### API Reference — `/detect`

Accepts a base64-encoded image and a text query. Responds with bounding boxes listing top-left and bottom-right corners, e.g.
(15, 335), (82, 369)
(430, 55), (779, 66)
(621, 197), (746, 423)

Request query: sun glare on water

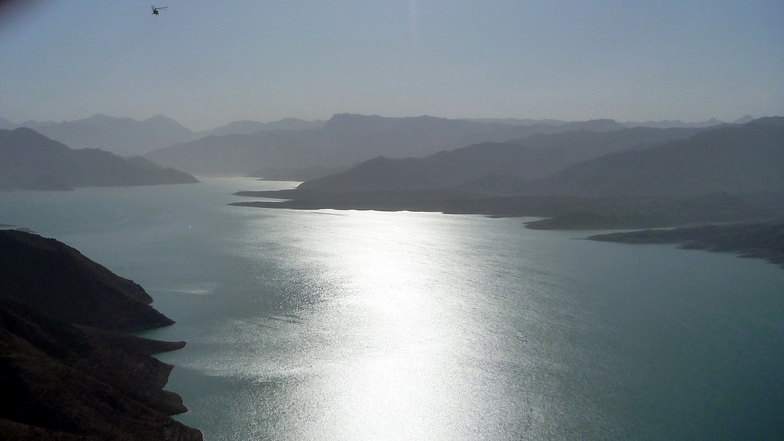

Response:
(213, 210), (556, 440)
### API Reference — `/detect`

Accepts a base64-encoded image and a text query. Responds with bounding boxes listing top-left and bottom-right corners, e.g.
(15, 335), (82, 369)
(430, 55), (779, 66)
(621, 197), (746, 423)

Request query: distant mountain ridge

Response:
(145, 114), (636, 175)
(622, 117), (729, 129)
(2, 112), (731, 173)
(234, 117), (784, 230)
(294, 118), (784, 198)
(297, 126), (703, 193)
(16, 114), (195, 157)
(524, 119), (784, 197)
(196, 118), (325, 137)
(462, 116), (730, 129)
(6, 114), (326, 157)
(0, 127), (199, 190)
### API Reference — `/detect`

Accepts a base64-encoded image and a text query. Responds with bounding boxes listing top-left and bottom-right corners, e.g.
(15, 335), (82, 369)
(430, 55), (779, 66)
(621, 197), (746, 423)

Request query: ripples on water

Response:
(2, 177), (783, 441)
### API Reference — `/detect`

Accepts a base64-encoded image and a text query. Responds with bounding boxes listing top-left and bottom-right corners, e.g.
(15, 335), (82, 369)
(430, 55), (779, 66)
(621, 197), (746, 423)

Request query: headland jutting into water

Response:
(0, 229), (203, 440)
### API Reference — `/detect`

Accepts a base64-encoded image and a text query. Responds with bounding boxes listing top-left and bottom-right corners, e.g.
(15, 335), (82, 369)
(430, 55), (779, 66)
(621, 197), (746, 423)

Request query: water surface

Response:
(2, 177), (782, 440)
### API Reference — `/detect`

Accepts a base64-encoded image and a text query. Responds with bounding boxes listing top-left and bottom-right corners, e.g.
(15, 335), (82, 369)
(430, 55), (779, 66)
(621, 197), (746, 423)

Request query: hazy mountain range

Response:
(522, 118), (784, 197)
(298, 118), (784, 197)
(275, 117), (784, 196)
(467, 116), (741, 129)
(297, 126), (704, 192)
(1, 114), (326, 157)
(201, 118), (326, 137)
(5, 114), (194, 157)
(1, 113), (737, 175)
(233, 117), (784, 229)
(0, 128), (198, 190)
(145, 115), (651, 175)
(3, 111), (777, 230)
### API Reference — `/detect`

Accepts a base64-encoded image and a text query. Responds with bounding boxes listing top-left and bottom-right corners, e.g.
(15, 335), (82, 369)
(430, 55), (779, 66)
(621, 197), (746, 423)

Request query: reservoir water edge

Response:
(1, 177), (782, 441)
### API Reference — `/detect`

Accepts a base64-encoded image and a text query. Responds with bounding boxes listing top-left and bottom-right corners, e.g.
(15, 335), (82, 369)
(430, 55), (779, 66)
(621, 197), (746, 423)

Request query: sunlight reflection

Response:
(194, 209), (563, 440)
(267, 210), (518, 439)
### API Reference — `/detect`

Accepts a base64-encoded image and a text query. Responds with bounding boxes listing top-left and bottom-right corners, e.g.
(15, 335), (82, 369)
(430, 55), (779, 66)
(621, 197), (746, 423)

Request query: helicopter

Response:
(151, 5), (167, 15)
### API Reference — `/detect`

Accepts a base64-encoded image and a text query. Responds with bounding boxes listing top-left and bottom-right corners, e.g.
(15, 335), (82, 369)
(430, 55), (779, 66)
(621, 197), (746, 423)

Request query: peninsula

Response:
(586, 221), (784, 270)
(0, 229), (202, 440)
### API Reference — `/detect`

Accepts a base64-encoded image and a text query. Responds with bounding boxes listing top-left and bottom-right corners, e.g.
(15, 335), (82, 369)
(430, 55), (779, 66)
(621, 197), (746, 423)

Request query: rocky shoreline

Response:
(586, 221), (784, 270)
(232, 190), (784, 271)
(231, 189), (784, 230)
(0, 229), (202, 440)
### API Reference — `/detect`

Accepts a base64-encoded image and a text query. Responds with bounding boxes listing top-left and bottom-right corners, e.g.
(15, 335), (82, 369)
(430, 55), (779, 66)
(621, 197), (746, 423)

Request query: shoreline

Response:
(586, 221), (784, 270)
(0, 230), (202, 440)
(232, 189), (784, 270)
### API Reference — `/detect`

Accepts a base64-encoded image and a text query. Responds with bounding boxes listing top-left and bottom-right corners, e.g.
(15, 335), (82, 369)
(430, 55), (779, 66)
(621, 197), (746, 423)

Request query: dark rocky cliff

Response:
(0, 230), (202, 440)
(0, 230), (174, 333)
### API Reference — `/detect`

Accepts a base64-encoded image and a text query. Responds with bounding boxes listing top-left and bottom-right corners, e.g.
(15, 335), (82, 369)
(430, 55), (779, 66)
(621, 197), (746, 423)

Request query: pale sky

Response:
(1, 0), (782, 131)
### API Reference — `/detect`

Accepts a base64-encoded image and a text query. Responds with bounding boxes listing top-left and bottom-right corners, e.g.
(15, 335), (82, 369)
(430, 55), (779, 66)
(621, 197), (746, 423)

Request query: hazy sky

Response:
(1, 1), (782, 130)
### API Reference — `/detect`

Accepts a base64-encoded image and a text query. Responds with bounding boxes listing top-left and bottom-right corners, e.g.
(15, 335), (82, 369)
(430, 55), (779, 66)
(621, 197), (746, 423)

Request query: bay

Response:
(1, 177), (783, 441)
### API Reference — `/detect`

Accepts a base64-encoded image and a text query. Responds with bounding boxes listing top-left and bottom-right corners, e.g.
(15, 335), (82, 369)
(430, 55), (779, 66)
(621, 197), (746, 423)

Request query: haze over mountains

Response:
(3, 111), (779, 230)
(297, 126), (704, 193)
(0, 114), (326, 157)
(146, 115), (634, 175)
(0, 128), (198, 190)
(523, 118), (784, 197)
(299, 117), (784, 197)
(233, 117), (784, 230)
(1, 112), (739, 177)
(3, 115), (193, 157)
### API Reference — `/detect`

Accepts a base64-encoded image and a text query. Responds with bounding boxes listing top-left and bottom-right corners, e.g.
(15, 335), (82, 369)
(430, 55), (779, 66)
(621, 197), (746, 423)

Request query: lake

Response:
(1, 177), (783, 441)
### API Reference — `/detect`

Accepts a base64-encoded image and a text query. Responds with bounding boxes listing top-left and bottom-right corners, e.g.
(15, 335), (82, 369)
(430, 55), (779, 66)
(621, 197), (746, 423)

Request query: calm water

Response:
(1, 177), (783, 441)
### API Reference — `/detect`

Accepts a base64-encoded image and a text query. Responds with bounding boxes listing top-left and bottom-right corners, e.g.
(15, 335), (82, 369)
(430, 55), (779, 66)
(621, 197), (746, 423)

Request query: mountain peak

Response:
(734, 115), (755, 124)
(82, 114), (128, 123)
(747, 116), (784, 126)
(564, 119), (625, 132)
(144, 114), (177, 123)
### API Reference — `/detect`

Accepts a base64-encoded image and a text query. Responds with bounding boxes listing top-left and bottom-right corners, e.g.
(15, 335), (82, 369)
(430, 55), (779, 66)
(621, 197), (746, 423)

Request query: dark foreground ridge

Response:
(0, 229), (174, 333)
(586, 221), (784, 270)
(0, 229), (202, 440)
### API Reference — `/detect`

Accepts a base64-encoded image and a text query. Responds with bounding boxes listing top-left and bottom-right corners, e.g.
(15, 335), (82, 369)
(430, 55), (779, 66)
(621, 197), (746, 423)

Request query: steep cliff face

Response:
(0, 293), (202, 441)
(0, 230), (202, 440)
(0, 230), (174, 333)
